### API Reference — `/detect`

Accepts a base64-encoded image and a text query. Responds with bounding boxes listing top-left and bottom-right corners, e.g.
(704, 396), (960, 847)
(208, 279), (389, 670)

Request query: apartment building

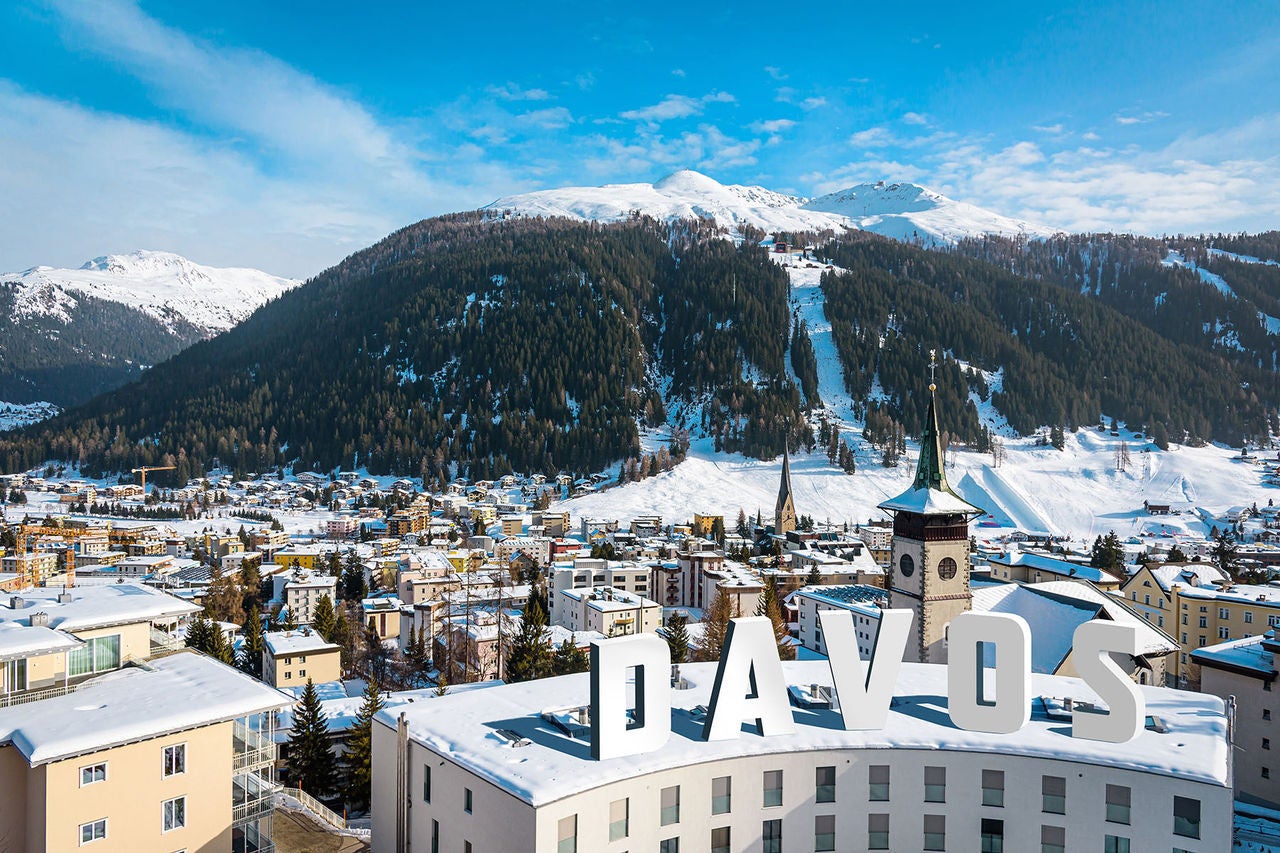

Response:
(0, 651), (289, 852)
(556, 587), (662, 637)
(548, 560), (652, 625)
(1122, 564), (1280, 687)
(1192, 631), (1278, 808)
(371, 660), (1232, 852)
(263, 629), (342, 690)
(273, 571), (338, 625)
(792, 584), (887, 657)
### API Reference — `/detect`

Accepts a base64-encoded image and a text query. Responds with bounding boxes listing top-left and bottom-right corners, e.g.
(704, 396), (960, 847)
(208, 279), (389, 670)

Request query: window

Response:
(422, 764), (431, 802)
(711, 775), (731, 814)
(816, 765), (836, 802)
(299, 669), (307, 677)
(69, 634), (121, 676)
(80, 763), (107, 786)
(1219, 626), (1230, 639)
(923, 814), (945, 851)
(815, 814), (836, 852)
(1199, 636), (1207, 647)
(162, 797), (186, 833)
(1199, 616), (1208, 628)
(430, 819), (439, 853)
(1040, 825), (1065, 853)
(162, 744), (186, 777)
(659, 839), (679, 853)
(660, 785), (680, 825)
(464, 788), (473, 814)
(1270, 615), (1280, 627)
(1219, 607), (1230, 619)
(1265, 738), (1271, 750)
(1264, 767), (1271, 779)
(1173, 796), (1201, 839)
(556, 815), (576, 853)
(1103, 835), (1130, 853)
(1245, 611), (1254, 623)
(937, 557), (957, 580)
(924, 766), (946, 802)
(1144, 595), (1150, 605)
(763, 818), (782, 853)
(1105, 784), (1130, 824)
(982, 769), (1004, 807)
(608, 798), (628, 841)
(1042, 775), (1066, 814)
(763, 770), (783, 807)
(868, 764), (889, 801)
(710, 826), (730, 853)
(868, 814), (889, 850)
(5, 658), (26, 692)
(981, 818), (1004, 853)
(899, 554), (915, 577)
(80, 819), (107, 844)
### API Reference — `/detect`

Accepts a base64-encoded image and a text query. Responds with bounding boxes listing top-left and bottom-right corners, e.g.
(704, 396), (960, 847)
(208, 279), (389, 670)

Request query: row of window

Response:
(78, 796), (186, 844)
(79, 743), (186, 787)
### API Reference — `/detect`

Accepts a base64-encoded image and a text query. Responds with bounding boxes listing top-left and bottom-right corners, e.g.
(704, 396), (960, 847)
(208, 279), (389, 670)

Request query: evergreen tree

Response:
(1165, 545), (1189, 564)
(204, 565), (244, 625)
(663, 612), (689, 664)
(552, 639), (590, 675)
(506, 600), (553, 683)
(696, 587), (734, 662)
(364, 618), (390, 684)
(184, 612), (214, 653)
(1090, 531), (1126, 573)
(239, 556), (263, 614)
(1212, 530), (1239, 576)
(341, 679), (386, 812)
(312, 594), (338, 643)
(735, 508), (748, 537)
(755, 576), (794, 660)
(341, 551), (367, 602)
(288, 680), (335, 797)
(806, 561), (822, 586)
(239, 607), (265, 679)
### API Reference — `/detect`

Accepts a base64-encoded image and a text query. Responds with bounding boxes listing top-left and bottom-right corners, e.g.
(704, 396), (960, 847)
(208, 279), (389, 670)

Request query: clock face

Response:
(899, 554), (915, 578)
(938, 557), (958, 580)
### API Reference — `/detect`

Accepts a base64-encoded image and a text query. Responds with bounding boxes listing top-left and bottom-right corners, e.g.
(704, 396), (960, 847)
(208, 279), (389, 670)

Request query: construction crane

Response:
(130, 465), (176, 494)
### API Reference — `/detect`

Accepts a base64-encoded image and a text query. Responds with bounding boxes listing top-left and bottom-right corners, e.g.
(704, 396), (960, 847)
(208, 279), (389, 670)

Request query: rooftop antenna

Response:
(928, 348), (938, 394)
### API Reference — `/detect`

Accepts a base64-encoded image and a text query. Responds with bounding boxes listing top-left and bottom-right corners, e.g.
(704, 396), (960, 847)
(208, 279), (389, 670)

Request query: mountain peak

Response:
(487, 172), (1055, 243)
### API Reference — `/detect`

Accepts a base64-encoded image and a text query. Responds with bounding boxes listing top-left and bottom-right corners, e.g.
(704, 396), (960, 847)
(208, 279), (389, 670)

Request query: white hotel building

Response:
(371, 660), (1231, 852)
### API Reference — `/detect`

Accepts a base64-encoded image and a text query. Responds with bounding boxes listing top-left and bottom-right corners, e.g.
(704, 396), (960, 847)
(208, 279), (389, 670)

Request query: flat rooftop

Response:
(0, 651), (292, 765)
(378, 660), (1229, 808)
(0, 582), (200, 632)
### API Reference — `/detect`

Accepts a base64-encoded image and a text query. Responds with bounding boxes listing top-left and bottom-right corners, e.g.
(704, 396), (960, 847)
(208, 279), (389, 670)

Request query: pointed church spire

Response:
(776, 445), (796, 536)
(912, 365), (951, 493)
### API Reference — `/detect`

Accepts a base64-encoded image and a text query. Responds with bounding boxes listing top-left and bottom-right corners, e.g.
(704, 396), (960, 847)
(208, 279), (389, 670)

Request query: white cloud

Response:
(619, 91), (735, 123)
(486, 83), (552, 101)
(902, 112), (929, 126)
(1032, 124), (1065, 134)
(752, 119), (796, 134)
(800, 97), (827, 111)
(671, 68), (686, 77)
(848, 127), (897, 148)
(764, 66), (788, 80)
(1082, 131), (1102, 141)
(1114, 110), (1170, 125)
(516, 107), (574, 129)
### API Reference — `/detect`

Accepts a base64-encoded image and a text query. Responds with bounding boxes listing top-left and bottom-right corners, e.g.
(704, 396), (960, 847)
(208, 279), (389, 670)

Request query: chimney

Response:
(29, 611), (49, 628)
(9, 595), (25, 609)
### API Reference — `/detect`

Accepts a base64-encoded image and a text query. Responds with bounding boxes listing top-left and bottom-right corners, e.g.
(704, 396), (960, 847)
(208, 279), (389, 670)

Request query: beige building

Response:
(1121, 563), (1280, 688)
(549, 560), (653, 624)
(263, 629), (342, 689)
(363, 596), (404, 641)
(0, 651), (289, 853)
(1193, 631), (1278, 807)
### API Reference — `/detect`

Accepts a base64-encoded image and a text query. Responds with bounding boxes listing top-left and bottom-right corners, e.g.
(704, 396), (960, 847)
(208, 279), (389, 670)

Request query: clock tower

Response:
(878, 354), (983, 664)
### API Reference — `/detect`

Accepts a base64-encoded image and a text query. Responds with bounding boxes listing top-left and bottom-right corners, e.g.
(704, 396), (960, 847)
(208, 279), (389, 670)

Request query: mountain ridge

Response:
(484, 169), (1056, 244)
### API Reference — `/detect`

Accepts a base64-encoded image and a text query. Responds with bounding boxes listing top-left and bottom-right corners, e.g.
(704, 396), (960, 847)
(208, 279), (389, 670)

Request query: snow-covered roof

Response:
(792, 584), (888, 615)
(1191, 634), (1278, 678)
(0, 651), (292, 765)
(0, 620), (84, 662)
(0, 583), (199, 632)
(878, 485), (982, 516)
(1148, 563), (1228, 591)
(264, 629), (339, 657)
(378, 660), (1227, 808)
(971, 583), (1098, 673)
(1030, 580), (1179, 657)
(1174, 582), (1280, 606)
(991, 550), (1120, 585)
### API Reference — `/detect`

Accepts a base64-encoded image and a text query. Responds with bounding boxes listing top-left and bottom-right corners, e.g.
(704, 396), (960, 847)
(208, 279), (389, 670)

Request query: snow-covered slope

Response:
(484, 170), (1055, 244)
(803, 181), (1055, 243)
(2, 250), (299, 335)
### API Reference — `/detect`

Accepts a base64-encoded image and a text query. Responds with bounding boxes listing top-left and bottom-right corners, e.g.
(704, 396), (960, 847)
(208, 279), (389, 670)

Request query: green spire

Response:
(912, 388), (951, 493)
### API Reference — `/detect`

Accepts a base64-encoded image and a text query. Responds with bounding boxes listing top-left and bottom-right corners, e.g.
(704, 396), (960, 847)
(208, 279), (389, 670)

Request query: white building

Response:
(792, 584), (887, 658)
(548, 560), (653, 624)
(371, 660), (1232, 852)
(555, 587), (662, 637)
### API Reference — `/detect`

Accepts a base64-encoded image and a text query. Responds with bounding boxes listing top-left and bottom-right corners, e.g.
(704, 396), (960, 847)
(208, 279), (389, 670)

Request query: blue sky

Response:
(2, 0), (1278, 277)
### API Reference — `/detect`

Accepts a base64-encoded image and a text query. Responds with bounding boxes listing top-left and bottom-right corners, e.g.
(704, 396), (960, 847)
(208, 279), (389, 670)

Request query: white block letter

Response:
(947, 612), (1032, 734)
(702, 617), (796, 741)
(1072, 621), (1145, 743)
(590, 634), (671, 760)
(821, 608), (912, 729)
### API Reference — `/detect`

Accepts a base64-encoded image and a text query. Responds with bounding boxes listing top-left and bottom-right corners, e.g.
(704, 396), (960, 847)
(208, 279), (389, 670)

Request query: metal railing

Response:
(277, 787), (371, 837)
(233, 722), (277, 772)
(233, 794), (275, 825)
(0, 682), (76, 707)
(150, 626), (186, 653)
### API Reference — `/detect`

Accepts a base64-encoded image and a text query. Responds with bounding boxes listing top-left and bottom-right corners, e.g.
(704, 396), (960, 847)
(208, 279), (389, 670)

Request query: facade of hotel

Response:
(370, 660), (1232, 853)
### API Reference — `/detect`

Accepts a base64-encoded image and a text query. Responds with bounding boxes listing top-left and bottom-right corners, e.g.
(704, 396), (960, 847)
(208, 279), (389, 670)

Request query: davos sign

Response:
(589, 611), (1146, 761)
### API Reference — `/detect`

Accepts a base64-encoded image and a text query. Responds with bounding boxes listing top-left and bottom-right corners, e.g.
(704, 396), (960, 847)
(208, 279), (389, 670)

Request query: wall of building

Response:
(72, 621), (152, 666)
(267, 647), (340, 689)
(379, 737), (1232, 852)
(1201, 665), (1276, 807)
(37, 719), (233, 852)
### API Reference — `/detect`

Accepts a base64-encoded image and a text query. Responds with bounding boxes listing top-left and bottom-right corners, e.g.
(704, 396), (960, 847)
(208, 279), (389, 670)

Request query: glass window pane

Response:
(661, 785), (680, 825)
(868, 764), (889, 801)
(923, 814), (945, 851)
(1042, 775), (1065, 814)
(711, 776), (731, 815)
(982, 769), (1004, 807)
(815, 814), (836, 852)
(763, 818), (782, 853)
(1041, 825), (1065, 853)
(609, 799), (628, 841)
(1105, 785), (1130, 824)
(869, 813), (890, 850)
(557, 815), (576, 853)
(1173, 796), (1200, 839)
(816, 765), (836, 802)
(711, 826), (730, 853)
(925, 766), (946, 802)
(763, 770), (783, 807)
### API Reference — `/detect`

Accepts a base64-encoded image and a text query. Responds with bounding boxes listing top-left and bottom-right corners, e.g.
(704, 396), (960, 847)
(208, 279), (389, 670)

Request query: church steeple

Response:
(912, 371), (952, 494)
(775, 446), (796, 537)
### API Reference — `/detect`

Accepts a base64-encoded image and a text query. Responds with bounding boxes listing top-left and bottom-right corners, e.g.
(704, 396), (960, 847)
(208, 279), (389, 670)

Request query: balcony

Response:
(234, 722), (277, 773)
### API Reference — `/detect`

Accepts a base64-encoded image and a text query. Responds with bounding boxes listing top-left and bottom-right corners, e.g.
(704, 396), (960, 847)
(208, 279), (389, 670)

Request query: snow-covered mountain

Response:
(2, 250), (299, 336)
(484, 170), (1055, 244)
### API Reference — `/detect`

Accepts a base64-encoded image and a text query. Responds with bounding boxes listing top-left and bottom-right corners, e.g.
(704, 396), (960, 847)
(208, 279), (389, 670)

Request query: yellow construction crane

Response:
(130, 465), (176, 493)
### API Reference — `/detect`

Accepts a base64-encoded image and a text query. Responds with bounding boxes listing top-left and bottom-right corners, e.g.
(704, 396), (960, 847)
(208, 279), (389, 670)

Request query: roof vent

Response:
(9, 596), (25, 609)
(29, 611), (50, 628)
